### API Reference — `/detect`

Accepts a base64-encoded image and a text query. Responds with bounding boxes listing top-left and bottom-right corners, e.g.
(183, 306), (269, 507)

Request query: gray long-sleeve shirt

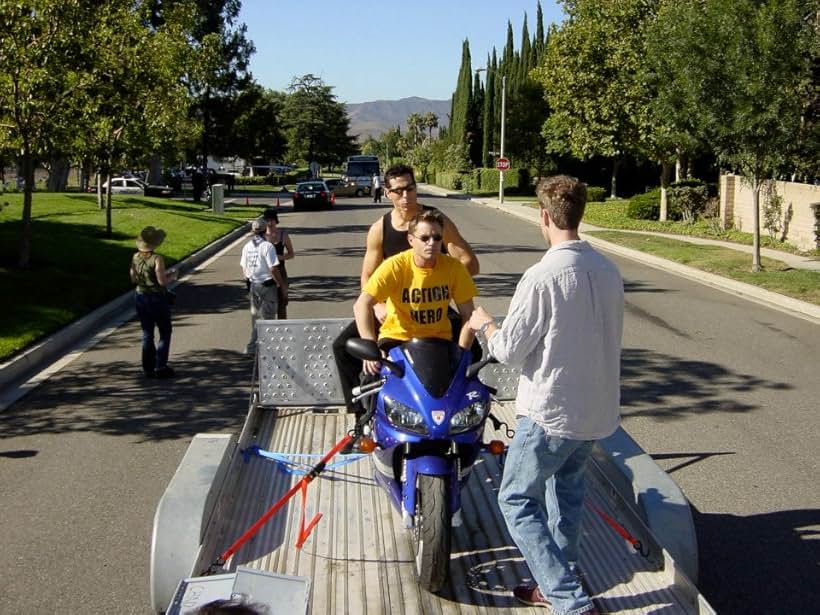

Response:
(488, 240), (624, 440)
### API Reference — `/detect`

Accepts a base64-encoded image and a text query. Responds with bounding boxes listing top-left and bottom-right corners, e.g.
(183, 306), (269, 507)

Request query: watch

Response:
(479, 321), (493, 336)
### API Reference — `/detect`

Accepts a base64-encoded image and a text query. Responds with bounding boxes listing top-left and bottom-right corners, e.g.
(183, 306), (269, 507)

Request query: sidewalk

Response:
(419, 183), (820, 323)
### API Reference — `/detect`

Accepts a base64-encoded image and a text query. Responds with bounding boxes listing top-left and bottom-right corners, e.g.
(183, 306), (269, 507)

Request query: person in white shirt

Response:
(372, 173), (382, 203)
(468, 175), (623, 614)
(240, 218), (288, 354)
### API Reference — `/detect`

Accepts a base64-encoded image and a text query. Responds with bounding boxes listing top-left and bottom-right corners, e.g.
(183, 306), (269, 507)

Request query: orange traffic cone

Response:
(245, 196), (250, 206)
(276, 197), (280, 208)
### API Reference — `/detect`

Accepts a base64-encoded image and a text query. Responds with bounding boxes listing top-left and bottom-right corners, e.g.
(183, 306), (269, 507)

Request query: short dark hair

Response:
(408, 209), (444, 235)
(384, 164), (416, 188)
(536, 175), (587, 230)
(194, 599), (266, 615)
(262, 208), (279, 222)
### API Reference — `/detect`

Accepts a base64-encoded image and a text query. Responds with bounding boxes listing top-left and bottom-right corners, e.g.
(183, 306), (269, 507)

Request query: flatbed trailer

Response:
(151, 319), (715, 614)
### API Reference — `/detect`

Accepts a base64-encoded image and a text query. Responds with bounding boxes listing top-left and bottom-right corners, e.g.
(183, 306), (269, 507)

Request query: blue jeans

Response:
(498, 416), (595, 615)
(135, 292), (172, 374)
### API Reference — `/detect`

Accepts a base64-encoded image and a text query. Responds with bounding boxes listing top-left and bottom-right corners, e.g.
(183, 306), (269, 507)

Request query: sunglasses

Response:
(387, 184), (416, 196)
(413, 233), (443, 243)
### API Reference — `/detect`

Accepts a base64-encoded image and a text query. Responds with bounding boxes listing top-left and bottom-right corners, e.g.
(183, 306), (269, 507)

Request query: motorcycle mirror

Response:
(345, 338), (381, 361)
(346, 338), (405, 378)
(465, 355), (496, 379)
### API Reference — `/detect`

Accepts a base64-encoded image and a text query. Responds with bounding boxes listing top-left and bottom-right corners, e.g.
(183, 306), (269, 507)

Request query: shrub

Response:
(668, 179), (708, 223)
(586, 186), (607, 202)
(627, 188), (661, 220)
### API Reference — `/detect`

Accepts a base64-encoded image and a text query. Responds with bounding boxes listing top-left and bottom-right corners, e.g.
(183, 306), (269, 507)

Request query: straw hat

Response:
(136, 226), (167, 252)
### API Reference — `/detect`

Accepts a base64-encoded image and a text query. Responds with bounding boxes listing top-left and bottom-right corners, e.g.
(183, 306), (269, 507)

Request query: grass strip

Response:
(0, 192), (267, 361)
(587, 230), (820, 306)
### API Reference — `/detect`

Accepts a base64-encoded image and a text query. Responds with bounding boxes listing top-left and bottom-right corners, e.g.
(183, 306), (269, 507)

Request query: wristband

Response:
(479, 321), (492, 336)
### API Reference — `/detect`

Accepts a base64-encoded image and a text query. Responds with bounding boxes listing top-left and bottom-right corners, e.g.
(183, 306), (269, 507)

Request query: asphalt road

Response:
(1, 192), (818, 614)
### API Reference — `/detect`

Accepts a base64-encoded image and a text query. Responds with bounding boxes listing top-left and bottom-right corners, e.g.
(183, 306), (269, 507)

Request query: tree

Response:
(282, 74), (356, 168)
(0, 1), (91, 267)
(535, 0), (655, 198)
(672, 0), (817, 270)
(229, 84), (286, 164)
(148, 0), (255, 167)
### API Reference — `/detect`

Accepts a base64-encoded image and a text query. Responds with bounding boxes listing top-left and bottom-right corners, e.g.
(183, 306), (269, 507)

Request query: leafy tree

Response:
(449, 39), (475, 155)
(673, 0), (817, 270)
(0, 1), (91, 267)
(229, 84), (286, 164)
(535, 0), (654, 198)
(148, 0), (255, 167)
(282, 74), (356, 168)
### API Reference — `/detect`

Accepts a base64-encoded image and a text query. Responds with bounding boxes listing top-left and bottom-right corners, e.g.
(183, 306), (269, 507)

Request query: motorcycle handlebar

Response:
(352, 378), (386, 397)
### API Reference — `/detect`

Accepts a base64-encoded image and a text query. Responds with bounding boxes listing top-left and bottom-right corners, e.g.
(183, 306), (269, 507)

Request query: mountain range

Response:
(345, 96), (451, 141)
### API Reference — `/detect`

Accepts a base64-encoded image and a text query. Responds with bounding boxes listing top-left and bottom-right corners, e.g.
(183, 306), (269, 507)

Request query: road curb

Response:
(0, 221), (252, 393)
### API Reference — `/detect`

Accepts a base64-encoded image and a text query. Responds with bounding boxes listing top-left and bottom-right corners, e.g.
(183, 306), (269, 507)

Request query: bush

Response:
(435, 171), (463, 190)
(586, 186), (607, 202)
(627, 188), (661, 220)
(668, 179), (708, 223)
(235, 175), (269, 186)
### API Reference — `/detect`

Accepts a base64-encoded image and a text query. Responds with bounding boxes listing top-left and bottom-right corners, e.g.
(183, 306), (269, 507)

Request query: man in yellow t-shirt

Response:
(353, 210), (478, 375)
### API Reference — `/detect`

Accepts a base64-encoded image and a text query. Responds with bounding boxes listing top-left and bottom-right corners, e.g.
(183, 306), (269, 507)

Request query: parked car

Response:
(292, 180), (335, 211)
(325, 177), (371, 198)
(92, 177), (173, 197)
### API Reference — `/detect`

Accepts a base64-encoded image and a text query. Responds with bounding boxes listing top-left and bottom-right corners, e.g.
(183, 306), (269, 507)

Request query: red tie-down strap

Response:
(204, 434), (354, 574)
(585, 497), (650, 558)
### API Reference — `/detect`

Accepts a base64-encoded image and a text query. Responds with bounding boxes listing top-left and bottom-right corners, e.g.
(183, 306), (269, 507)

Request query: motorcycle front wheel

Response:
(413, 474), (451, 592)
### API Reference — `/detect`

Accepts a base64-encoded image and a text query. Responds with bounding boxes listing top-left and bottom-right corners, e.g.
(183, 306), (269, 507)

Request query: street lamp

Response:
(475, 68), (507, 204)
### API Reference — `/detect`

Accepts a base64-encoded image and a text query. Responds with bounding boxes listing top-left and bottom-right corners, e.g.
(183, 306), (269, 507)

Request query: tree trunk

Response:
(47, 157), (70, 192)
(97, 168), (103, 209)
(609, 157), (621, 199)
(17, 152), (35, 269)
(751, 174), (761, 272)
(660, 161), (672, 222)
(106, 171), (113, 238)
(148, 155), (162, 185)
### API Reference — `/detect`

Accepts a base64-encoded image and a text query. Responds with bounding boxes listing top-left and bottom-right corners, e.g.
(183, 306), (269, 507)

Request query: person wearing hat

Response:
(129, 226), (178, 378)
(262, 208), (295, 319)
(240, 217), (287, 355)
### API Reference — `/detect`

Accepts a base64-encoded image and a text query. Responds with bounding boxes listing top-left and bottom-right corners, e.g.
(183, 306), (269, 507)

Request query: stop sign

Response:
(495, 157), (510, 171)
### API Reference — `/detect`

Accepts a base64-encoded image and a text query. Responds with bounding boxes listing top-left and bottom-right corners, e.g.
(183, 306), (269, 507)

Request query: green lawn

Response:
(587, 231), (820, 305)
(0, 192), (265, 361)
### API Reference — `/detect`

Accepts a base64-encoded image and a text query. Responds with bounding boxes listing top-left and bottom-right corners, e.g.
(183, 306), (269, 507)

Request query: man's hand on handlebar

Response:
(362, 359), (382, 375)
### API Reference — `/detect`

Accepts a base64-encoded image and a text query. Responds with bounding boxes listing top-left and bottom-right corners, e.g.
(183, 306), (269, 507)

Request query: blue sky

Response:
(238, 0), (564, 104)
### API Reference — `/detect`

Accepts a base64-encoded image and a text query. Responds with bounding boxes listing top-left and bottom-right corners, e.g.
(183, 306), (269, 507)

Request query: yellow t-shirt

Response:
(364, 250), (478, 342)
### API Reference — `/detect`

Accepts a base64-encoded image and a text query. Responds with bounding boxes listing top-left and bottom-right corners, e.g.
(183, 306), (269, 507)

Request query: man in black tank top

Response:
(333, 164), (480, 428)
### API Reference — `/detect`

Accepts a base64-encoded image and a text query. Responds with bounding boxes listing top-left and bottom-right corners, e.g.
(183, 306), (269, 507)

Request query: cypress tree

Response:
(481, 51), (497, 167)
(520, 14), (531, 82)
(535, 1), (545, 62)
(449, 39), (474, 149)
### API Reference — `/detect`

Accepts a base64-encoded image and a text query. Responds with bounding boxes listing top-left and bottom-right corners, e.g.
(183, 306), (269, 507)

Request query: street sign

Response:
(495, 157), (510, 171)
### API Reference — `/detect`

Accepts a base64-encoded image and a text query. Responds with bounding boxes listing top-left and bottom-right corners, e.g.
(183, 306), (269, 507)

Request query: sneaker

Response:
(154, 366), (176, 379)
(512, 585), (551, 608)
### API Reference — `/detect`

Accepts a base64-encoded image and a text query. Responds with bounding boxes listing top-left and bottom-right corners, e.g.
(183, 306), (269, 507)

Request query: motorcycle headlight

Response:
(450, 400), (490, 434)
(384, 395), (428, 435)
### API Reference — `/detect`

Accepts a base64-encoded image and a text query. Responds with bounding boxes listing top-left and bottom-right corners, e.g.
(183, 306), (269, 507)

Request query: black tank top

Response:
(381, 205), (445, 258)
(273, 232), (287, 279)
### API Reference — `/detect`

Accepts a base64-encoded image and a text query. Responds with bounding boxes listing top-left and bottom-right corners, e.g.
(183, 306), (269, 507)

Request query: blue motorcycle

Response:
(345, 337), (500, 592)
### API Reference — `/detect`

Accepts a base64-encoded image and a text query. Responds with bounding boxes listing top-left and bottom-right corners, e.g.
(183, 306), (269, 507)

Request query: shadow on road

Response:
(0, 348), (251, 442)
(693, 504), (820, 613)
(621, 347), (791, 419)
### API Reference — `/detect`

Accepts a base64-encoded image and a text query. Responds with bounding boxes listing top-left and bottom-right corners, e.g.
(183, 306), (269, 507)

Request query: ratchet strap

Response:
(204, 434), (353, 574)
(585, 497), (650, 558)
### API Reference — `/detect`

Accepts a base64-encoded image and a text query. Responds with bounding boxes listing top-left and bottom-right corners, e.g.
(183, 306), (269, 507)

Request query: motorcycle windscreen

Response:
(400, 338), (462, 398)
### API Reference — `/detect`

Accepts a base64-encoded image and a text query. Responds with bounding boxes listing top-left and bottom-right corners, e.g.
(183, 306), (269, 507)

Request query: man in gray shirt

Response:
(469, 175), (623, 614)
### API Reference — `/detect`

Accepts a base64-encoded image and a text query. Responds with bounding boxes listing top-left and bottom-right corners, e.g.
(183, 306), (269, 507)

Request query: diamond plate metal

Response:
(254, 318), (522, 406)
(256, 319), (349, 406)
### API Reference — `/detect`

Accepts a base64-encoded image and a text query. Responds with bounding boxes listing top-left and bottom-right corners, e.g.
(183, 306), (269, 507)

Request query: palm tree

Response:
(423, 112), (439, 140)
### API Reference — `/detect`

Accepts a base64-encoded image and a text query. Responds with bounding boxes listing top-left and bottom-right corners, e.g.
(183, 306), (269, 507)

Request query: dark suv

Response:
(292, 181), (336, 211)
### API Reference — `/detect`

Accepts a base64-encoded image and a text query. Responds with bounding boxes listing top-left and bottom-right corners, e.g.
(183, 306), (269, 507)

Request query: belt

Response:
(255, 278), (275, 287)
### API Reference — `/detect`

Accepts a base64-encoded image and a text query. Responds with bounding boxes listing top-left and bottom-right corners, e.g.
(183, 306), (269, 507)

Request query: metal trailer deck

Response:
(151, 320), (715, 614)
